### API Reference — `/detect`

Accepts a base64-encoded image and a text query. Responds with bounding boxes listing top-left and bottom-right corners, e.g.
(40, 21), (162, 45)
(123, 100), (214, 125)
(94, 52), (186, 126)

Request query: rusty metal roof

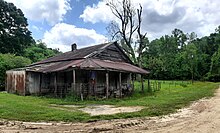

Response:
(31, 42), (113, 65)
(25, 42), (149, 74)
(90, 59), (149, 74)
(26, 59), (149, 74)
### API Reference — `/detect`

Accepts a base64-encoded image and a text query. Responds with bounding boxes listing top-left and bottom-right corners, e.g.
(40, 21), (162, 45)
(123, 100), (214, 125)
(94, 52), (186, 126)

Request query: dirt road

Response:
(1, 87), (220, 133)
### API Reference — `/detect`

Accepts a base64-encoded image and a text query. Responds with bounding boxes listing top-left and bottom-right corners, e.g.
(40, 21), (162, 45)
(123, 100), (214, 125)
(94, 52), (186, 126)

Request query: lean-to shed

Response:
(6, 42), (149, 98)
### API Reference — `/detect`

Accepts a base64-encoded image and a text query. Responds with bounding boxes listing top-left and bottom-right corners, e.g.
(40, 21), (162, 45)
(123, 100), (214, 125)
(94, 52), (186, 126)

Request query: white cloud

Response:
(5, 0), (71, 25)
(80, 1), (114, 24)
(80, 0), (220, 40)
(42, 23), (108, 52)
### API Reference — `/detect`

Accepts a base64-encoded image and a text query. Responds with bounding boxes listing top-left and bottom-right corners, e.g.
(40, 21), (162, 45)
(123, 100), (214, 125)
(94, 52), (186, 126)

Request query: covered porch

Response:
(37, 69), (142, 98)
(26, 58), (149, 98)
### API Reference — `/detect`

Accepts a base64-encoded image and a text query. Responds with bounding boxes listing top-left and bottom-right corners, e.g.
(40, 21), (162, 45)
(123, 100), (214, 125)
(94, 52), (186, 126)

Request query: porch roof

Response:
(25, 59), (149, 74)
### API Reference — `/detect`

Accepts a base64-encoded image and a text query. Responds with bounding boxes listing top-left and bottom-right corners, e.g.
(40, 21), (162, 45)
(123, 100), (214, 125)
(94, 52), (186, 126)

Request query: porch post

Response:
(54, 73), (57, 96)
(141, 74), (144, 92)
(72, 69), (76, 93)
(119, 72), (122, 98)
(64, 72), (67, 96)
(106, 71), (109, 99)
(129, 73), (132, 84)
(39, 73), (42, 95)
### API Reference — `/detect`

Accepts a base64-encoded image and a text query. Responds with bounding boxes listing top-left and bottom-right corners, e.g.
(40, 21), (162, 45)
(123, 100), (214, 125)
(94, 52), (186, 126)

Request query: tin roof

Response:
(26, 59), (149, 74)
(26, 42), (149, 74)
(31, 42), (113, 65)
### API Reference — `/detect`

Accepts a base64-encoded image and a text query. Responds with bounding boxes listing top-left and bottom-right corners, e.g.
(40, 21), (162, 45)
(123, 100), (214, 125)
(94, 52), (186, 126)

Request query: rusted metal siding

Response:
(6, 71), (26, 95)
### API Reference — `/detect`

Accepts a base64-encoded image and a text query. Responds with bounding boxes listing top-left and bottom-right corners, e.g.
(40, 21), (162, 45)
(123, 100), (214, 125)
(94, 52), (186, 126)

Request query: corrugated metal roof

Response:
(90, 59), (149, 74)
(24, 42), (149, 74)
(26, 59), (149, 74)
(31, 42), (113, 65)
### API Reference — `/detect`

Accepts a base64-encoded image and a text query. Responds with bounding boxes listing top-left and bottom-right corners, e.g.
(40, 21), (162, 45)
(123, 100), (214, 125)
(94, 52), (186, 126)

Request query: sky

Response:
(5, 0), (220, 52)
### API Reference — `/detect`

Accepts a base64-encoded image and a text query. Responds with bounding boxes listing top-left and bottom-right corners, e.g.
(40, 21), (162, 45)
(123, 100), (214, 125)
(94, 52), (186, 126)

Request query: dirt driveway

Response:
(1, 87), (220, 133)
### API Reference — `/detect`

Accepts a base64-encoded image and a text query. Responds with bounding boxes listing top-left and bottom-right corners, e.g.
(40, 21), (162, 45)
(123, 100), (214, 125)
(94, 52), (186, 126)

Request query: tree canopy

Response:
(106, 1), (220, 82)
(0, 1), (61, 89)
(143, 27), (220, 81)
(24, 41), (61, 63)
(0, 0), (34, 55)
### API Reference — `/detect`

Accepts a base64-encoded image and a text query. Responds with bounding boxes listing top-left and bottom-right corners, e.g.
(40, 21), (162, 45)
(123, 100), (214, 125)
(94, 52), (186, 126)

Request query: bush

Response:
(180, 83), (188, 87)
(0, 54), (31, 90)
(24, 42), (61, 63)
(206, 74), (220, 82)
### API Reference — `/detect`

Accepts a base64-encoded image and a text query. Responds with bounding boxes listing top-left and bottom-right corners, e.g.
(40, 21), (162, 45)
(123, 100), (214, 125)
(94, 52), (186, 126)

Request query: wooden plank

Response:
(93, 43), (130, 63)
(106, 72), (109, 99)
(119, 72), (122, 98)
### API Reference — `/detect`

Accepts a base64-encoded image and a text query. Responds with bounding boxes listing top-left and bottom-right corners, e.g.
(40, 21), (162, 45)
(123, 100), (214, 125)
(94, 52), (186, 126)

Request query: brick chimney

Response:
(71, 43), (77, 51)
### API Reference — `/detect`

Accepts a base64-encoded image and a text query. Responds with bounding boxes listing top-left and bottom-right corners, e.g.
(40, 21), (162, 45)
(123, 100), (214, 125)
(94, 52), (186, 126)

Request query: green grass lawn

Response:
(0, 81), (219, 122)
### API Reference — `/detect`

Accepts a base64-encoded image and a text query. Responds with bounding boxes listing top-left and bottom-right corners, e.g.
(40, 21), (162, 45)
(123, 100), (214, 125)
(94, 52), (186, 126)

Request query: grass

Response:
(0, 81), (219, 122)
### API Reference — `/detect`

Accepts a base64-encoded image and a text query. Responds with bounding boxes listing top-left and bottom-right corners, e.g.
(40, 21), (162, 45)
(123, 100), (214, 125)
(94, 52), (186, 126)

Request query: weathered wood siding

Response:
(40, 73), (50, 93)
(26, 72), (40, 94)
(94, 44), (131, 63)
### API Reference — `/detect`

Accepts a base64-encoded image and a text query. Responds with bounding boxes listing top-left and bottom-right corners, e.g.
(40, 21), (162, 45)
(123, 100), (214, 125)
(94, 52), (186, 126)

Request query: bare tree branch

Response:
(106, 0), (147, 64)
(136, 4), (148, 67)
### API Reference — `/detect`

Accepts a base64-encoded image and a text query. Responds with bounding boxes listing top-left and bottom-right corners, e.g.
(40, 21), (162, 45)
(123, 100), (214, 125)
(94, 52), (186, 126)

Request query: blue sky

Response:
(29, 0), (107, 40)
(5, 0), (220, 52)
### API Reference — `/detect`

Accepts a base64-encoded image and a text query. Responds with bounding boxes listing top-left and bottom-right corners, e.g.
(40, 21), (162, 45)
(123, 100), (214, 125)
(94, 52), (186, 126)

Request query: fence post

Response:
(159, 82), (161, 90)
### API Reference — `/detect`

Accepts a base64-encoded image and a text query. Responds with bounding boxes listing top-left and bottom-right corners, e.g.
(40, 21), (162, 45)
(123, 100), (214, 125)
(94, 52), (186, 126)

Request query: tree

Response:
(106, 0), (147, 66)
(142, 28), (200, 80)
(208, 47), (220, 82)
(0, 0), (34, 55)
(106, 20), (121, 41)
(210, 48), (220, 74)
(136, 4), (148, 67)
(172, 28), (187, 49)
(24, 41), (61, 63)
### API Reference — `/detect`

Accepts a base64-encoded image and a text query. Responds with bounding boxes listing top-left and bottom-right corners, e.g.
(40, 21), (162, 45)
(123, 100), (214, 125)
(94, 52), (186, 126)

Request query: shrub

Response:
(206, 74), (220, 82)
(0, 54), (31, 90)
